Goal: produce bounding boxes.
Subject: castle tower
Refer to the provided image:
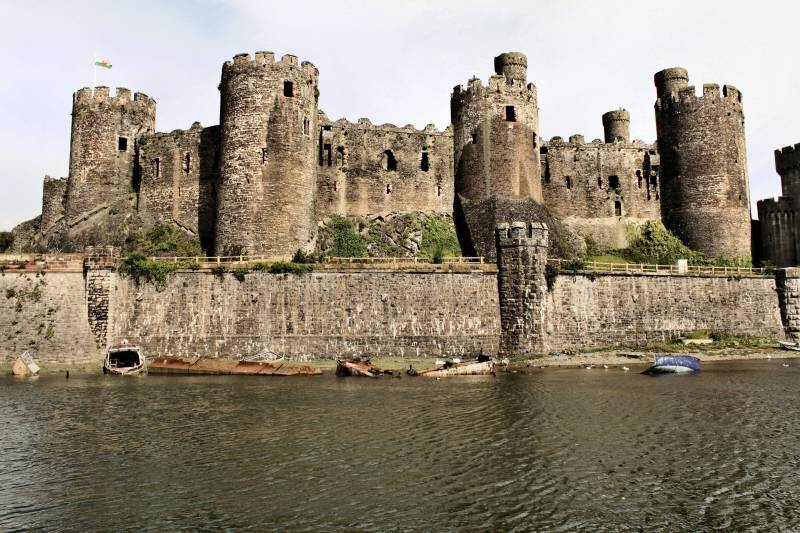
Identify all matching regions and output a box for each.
[602,109,630,143]
[451,52,542,258]
[775,144,800,199]
[654,68,751,260]
[215,52,319,257]
[65,87,156,225]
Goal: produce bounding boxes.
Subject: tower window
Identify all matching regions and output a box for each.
[336,146,345,167]
[283,80,294,97]
[333,181,337,192]
[505,106,516,122]
[303,117,310,135]
[383,150,397,171]
[532,132,537,146]
[184,153,191,173]
[154,158,160,177]
[386,183,392,194]
[421,151,430,172]
[437,185,442,197]
[118,137,128,151]
[608,175,620,189]
[614,200,622,217]
[540,146,548,155]
[565,176,572,190]
[261,148,268,165]
[597,176,603,188]
[471,131,478,144]
[323,144,332,166]
[636,170,642,188]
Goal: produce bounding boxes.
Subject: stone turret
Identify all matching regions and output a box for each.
[64,87,156,226]
[451,53,542,259]
[602,109,630,144]
[496,221,549,356]
[654,68,751,260]
[215,52,320,257]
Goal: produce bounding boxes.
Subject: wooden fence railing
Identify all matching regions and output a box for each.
[547,258,767,276]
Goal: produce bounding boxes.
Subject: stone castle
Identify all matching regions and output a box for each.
[14,51,756,262]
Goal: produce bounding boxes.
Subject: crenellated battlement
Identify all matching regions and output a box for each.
[495,221,549,248]
[221,51,319,81]
[73,86,156,111]
[655,83,743,113]
[775,143,800,174]
[321,116,451,137]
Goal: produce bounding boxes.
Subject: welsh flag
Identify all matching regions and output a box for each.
[94,59,112,69]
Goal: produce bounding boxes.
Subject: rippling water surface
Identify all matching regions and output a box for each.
[2,360,800,531]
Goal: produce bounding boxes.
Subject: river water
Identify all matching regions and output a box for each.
[2,359,800,532]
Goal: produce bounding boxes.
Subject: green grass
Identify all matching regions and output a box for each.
[586,254,629,264]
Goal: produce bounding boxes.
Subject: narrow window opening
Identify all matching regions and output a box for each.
[154,158,160,177]
[383,150,397,171]
[333,181,337,192]
[505,105,516,122]
[261,148,268,165]
[336,146,345,167]
[303,117,310,135]
[184,153,191,174]
[532,132,537,147]
[608,175,620,189]
[323,125,332,131]
[614,200,622,217]
[597,176,603,188]
[636,170,642,188]
[437,185,442,197]
[565,176,572,190]
[471,131,478,144]
[540,146,548,155]
[283,80,294,97]
[420,151,430,172]
[118,137,128,151]
[386,183,392,194]
[323,144,332,167]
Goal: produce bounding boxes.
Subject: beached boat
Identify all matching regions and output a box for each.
[104,341,146,375]
[779,341,800,352]
[416,359,496,377]
[643,354,701,374]
[147,356,322,376]
[335,358,389,377]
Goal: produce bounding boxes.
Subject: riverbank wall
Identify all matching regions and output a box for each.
[0,237,795,364]
[496,222,786,355]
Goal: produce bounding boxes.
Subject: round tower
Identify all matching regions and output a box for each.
[602,109,630,143]
[215,51,319,257]
[451,52,541,203]
[65,87,156,225]
[775,143,800,199]
[654,68,751,260]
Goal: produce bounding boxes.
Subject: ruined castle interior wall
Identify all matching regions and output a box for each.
[65,87,156,228]
[40,177,67,234]
[546,272,785,350]
[138,124,220,253]
[541,137,662,248]
[109,270,500,358]
[315,118,453,218]
[655,81,751,259]
[216,52,319,257]
[0,273,102,364]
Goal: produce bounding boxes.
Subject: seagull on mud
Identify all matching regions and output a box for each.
[783,363,790,368]
[622,366,630,372]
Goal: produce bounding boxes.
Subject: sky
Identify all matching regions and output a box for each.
[1,0,798,230]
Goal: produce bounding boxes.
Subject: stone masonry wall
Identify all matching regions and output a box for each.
[0,272,101,364]
[109,269,500,359]
[546,272,785,351]
[315,117,453,218]
[777,268,800,340]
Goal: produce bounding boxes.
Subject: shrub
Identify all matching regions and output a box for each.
[267,261,313,275]
[292,249,325,264]
[622,221,704,265]
[713,256,753,268]
[5,288,15,299]
[210,265,227,278]
[327,215,367,257]
[139,224,203,257]
[118,252,193,290]
[420,217,460,259]
[222,244,247,258]
[231,265,248,282]
[545,263,559,291]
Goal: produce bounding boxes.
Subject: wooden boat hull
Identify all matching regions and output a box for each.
[335,359,384,377]
[643,354,700,374]
[779,341,800,352]
[104,343,146,375]
[417,361,495,377]
[147,356,322,376]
